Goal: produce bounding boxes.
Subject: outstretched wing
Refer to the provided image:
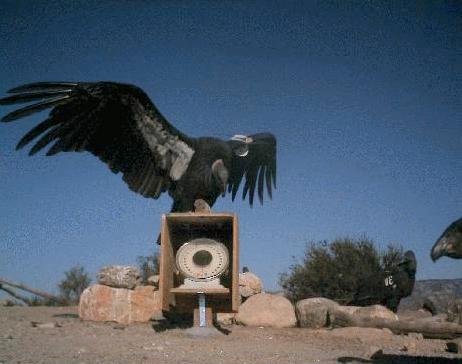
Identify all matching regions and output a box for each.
[0,81,195,198]
[227,133,276,206]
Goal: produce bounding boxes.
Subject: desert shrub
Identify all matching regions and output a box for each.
[137,252,160,284]
[381,245,404,272]
[57,265,91,305]
[279,237,404,304]
[28,296,61,306]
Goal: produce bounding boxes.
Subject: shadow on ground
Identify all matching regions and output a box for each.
[52,313,79,318]
[151,311,231,335]
[151,311,193,332]
[338,353,461,363]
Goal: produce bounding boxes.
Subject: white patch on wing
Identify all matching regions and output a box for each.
[137,113,195,181]
[169,139,195,180]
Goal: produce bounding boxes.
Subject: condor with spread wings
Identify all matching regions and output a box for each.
[0,82,276,213]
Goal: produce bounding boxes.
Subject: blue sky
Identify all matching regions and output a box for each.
[0,0,461,296]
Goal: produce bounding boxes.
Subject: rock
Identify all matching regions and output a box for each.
[295,297,340,328]
[131,286,161,321]
[329,305,358,326]
[397,309,432,321]
[355,305,399,321]
[407,332,424,340]
[333,305,360,316]
[78,284,161,324]
[330,304,398,327]
[235,293,296,328]
[447,339,462,354]
[239,272,262,298]
[216,313,235,326]
[31,322,61,329]
[401,341,417,354]
[363,346,383,359]
[147,275,160,288]
[418,313,448,323]
[382,328,393,335]
[97,265,141,289]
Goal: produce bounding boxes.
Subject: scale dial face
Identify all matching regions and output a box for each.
[176,238,229,281]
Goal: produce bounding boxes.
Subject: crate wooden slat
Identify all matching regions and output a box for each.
[160,215,175,311]
[170,288,230,294]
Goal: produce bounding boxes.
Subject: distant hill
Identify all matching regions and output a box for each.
[399,278,462,313]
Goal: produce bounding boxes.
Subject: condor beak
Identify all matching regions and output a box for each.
[431,237,448,262]
[212,159,228,196]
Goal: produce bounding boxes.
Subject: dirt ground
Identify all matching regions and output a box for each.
[0,307,461,364]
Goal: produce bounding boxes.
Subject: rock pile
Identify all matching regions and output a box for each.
[217,268,265,325]
[97,265,141,289]
[296,297,399,328]
[79,265,161,324]
[296,297,340,328]
[81,266,445,333]
[239,271,263,299]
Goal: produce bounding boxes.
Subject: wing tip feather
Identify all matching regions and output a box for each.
[7,82,78,94]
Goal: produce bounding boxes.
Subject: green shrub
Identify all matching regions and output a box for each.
[28,296,61,306]
[57,265,91,305]
[279,237,404,304]
[137,253,160,284]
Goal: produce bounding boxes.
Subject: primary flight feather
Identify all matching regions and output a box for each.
[0,81,276,213]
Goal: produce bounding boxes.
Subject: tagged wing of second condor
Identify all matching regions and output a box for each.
[0,81,195,199]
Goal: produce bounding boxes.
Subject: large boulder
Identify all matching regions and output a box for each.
[355,305,399,321]
[239,272,263,298]
[331,304,398,327]
[235,293,296,328]
[296,297,340,328]
[397,309,432,321]
[418,313,449,323]
[97,265,141,289]
[79,284,161,324]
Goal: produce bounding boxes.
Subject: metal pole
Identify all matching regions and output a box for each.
[198,293,206,327]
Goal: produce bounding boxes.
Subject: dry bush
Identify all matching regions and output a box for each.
[279,237,404,305]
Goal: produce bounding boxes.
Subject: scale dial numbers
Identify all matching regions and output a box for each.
[176,238,229,281]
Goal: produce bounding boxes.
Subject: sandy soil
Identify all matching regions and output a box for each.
[0,306,461,364]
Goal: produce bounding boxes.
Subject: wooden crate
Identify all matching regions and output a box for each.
[159,212,239,313]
